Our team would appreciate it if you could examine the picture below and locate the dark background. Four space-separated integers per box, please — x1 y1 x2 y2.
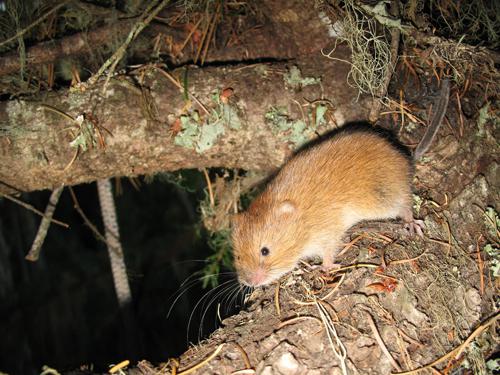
0 173 238 374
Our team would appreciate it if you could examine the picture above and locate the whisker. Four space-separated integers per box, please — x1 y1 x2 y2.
197 279 237 341
166 271 237 319
187 279 236 342
227 283 243 315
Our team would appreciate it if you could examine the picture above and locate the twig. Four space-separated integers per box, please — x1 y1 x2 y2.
177 343 225 375
89 0 172 91
426 237 452 251
380 98 426 126
476 235 485 295
154 66 210 115
274 282 281 318
399 90 405 131
320 273 345 301
178 17 203 54
232 342 252 370
397 328 423 348
194 7 212 64
0 19 134 76
40 104 79 122
200 1 221 65
314 297 348 375
277 315 323 329
25 186 64 261
0 192 68 228
392 311 500 374
456 91 464 138
109 360 130 373
0 1 71 48
373 232 395 243
202 168 215 207
444 219 453 256
389 250 428 266
364 311 402 372
481 206 500 239
338 233 365 257
330 263 380 273
68 187 108 245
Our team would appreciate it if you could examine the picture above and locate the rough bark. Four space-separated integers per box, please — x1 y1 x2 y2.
0 51 372 194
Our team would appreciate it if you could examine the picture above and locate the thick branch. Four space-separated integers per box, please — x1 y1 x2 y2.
0 54 370 194
0 0 337 77
0 20 134 77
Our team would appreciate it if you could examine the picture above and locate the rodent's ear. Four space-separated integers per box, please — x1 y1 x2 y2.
277 200 296 215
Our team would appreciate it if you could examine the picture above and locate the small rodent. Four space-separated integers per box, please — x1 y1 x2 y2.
232 79 450 287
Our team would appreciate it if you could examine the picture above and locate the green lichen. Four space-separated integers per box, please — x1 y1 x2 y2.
487 358 500 372
265 106 292 132
254 64 270 78
174 112 201 149
412 194 423 216
265 106 317 147
174 89 243 153
484 206 500 238
221 103 241 130
196 121 225 153
1 101 45 139
477 102 491 137
69 115 97 152
359 2 405 30
289 120 309 145
484 244 499 277
284 65 320 89
315 104 328 127
210 90 242 130
482 206 499 277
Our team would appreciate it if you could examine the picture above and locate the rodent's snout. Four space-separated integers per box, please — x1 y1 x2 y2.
239 267 268 287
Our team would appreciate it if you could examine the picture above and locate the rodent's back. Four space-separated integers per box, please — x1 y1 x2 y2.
261 129 413 227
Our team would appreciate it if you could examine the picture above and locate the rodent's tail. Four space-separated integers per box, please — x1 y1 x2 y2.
413 79 451 161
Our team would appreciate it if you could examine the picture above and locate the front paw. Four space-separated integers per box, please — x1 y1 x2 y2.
321 257 341 271
404 219 425 237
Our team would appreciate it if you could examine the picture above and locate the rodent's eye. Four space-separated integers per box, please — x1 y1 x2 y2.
260 247 270 256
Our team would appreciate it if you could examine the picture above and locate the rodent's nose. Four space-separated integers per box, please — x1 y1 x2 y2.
248 268 267 287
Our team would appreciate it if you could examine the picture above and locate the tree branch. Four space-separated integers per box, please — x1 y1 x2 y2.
0 55 370 194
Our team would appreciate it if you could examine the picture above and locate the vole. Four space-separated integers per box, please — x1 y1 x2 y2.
232 79 450 287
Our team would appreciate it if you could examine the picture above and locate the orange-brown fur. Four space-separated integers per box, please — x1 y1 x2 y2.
232 128 414 286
